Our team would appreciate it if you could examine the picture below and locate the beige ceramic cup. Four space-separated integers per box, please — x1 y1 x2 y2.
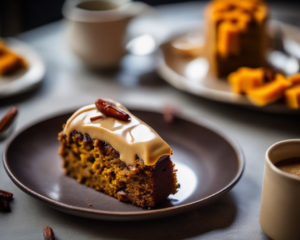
260 139 300 240
63 0 152 68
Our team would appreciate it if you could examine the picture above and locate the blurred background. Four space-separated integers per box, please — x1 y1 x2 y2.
1 0 299 37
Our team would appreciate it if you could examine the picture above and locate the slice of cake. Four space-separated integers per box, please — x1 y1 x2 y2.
58 99 178 208
0 40 27 75
204 0 268 77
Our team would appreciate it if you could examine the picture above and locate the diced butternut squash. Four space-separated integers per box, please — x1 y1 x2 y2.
228 66 300 108
217 21 240 58
0 52 21 75
288 73 300 86
254 5 268 23
212 0 262 16
247 74 291 106
285 84 300 109
228 67 265 94
0 40 27 75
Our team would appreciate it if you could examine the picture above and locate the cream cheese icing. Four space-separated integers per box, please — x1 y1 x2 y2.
63 99 172 166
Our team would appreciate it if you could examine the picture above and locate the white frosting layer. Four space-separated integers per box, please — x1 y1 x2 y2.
63 100 172 166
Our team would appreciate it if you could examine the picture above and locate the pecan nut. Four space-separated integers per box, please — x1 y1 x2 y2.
0 107 18 133
43 226 55 240
95 99 131 122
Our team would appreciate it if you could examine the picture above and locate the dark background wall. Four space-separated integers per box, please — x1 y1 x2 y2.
0 0 297 37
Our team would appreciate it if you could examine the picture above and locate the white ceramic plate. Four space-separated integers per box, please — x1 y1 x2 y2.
157 20 300 114
0 38 45 99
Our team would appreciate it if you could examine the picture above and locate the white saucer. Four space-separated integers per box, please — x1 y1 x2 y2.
0 38 45 99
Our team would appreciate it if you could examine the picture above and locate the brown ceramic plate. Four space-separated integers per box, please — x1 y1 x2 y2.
157 20 300 114
3 108 244 221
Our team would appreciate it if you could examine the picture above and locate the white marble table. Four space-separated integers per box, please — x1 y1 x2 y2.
0 2 299 239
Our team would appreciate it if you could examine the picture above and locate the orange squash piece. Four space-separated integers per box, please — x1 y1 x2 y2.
288 73 300 86
285 84 300 109
217 21 240 58
247 74 291 106
0 52 22 75
254 4 268 23
228 67 265 94
0 40 27 76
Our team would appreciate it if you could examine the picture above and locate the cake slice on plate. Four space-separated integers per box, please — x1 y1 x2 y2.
58 99 178 208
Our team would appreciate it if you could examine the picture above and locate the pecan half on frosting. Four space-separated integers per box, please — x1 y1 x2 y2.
95 99 131 122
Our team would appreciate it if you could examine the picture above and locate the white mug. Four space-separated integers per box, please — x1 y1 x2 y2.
260 139 300 240
63 0 152 68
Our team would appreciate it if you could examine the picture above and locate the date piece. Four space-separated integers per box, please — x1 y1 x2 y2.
0 189 13 201
0 196 10 212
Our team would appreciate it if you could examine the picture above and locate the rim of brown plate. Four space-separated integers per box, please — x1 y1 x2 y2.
2 106 245 220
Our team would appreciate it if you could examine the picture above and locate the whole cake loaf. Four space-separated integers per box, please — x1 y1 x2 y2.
58 99 178 208
204 0 268 77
